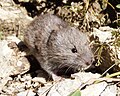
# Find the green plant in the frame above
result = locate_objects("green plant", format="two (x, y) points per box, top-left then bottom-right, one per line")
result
(116, 4), (120, 9)
(68, 89), (81, 96)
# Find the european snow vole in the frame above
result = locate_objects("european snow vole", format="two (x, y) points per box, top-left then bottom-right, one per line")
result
(24, 14), (94, 76)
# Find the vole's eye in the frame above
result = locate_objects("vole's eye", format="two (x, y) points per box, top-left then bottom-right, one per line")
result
(71, 47), (77, 53)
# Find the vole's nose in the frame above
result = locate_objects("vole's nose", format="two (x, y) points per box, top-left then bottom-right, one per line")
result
(85, 58), (94, 65)
(85, 62), (91, 66)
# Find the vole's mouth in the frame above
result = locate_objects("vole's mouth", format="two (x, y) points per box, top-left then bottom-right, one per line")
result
(52, 63), (86, 77)
(54, 64), (92, 77)
(82, 64), (92, 71)
(53, 66), (79, 77)
(51, 61), (92, 77)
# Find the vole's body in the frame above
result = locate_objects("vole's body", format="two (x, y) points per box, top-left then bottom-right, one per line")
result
(24, 14), (94, 76)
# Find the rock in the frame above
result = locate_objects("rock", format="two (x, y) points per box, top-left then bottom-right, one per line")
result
(17, 90), (36, 96)
(37, 72), (118, 96)
(101, 84), (117, 96)
(0, 0), (32, 38)
(32, 77), (47, 84)
(92, 27), (113, 43)
(0, 36), (30, 91)
(81, 82), (117, 96)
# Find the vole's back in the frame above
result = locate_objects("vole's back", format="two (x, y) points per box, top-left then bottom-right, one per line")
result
(24, 14), (68, 54)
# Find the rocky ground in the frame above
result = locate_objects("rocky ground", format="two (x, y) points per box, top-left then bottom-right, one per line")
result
(0, 0), (120, 96)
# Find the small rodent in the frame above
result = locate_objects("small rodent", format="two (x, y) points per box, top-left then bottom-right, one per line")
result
(24, 14), (94, 76)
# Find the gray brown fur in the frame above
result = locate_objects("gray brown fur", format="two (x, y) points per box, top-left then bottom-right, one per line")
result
(24, 14), (94, 75)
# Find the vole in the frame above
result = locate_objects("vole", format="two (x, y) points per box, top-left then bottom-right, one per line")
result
(24, 14), (94, 76)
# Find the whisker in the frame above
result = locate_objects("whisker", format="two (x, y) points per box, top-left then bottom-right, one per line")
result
(58, 63), (69, 69)
(65, 64), (76, 73)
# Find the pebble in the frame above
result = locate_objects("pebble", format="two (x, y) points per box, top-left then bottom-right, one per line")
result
(17, 90), (36, 96)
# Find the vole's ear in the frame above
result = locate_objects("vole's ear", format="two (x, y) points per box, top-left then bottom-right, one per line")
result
(46, 30), (57, 46)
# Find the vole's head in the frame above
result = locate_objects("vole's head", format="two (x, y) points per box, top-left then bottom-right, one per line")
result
(46, 27), (94, 74)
